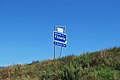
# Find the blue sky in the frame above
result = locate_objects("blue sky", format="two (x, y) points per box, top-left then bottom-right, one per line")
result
(0, 0), (120, 66)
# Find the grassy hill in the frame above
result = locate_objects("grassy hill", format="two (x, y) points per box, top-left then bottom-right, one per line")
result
(0, 47), (120, 80)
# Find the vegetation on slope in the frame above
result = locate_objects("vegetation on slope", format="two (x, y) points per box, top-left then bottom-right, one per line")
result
(0, 47), (120, 80)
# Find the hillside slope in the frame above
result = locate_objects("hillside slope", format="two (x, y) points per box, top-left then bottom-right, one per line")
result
(0, 47), (120, 80)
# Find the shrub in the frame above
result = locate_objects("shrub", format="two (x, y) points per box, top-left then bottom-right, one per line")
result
(60, 63), (80, 80)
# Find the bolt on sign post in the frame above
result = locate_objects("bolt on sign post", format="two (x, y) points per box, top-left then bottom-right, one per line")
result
(53, 25), (67, 59)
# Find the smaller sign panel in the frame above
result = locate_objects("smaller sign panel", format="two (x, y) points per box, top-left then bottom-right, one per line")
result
(57, 27), (64, 33)
(54, 42), (66, 47)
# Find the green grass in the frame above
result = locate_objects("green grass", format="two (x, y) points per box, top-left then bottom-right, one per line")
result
(0, 47), (120, 80)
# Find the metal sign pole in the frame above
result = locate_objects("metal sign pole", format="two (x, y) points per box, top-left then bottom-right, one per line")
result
(54, 26), (56, 59)
(60, 46), (62, 58)
(54, 41), (56, 59)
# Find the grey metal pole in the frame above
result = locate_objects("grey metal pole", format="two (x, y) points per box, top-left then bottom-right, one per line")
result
(54, 26), (56, 59)
(54, 41), (56, 59)
(60, 46), (62, 58)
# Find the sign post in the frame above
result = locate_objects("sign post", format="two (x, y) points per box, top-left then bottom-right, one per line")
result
(60, 46), (62, 58)
(53, 25), (67, 59)
(54, 26), (56, 59)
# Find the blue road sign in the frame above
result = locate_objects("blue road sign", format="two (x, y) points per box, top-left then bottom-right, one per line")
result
(54, 42), (66, 47)
(54, 31), (67, 43)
